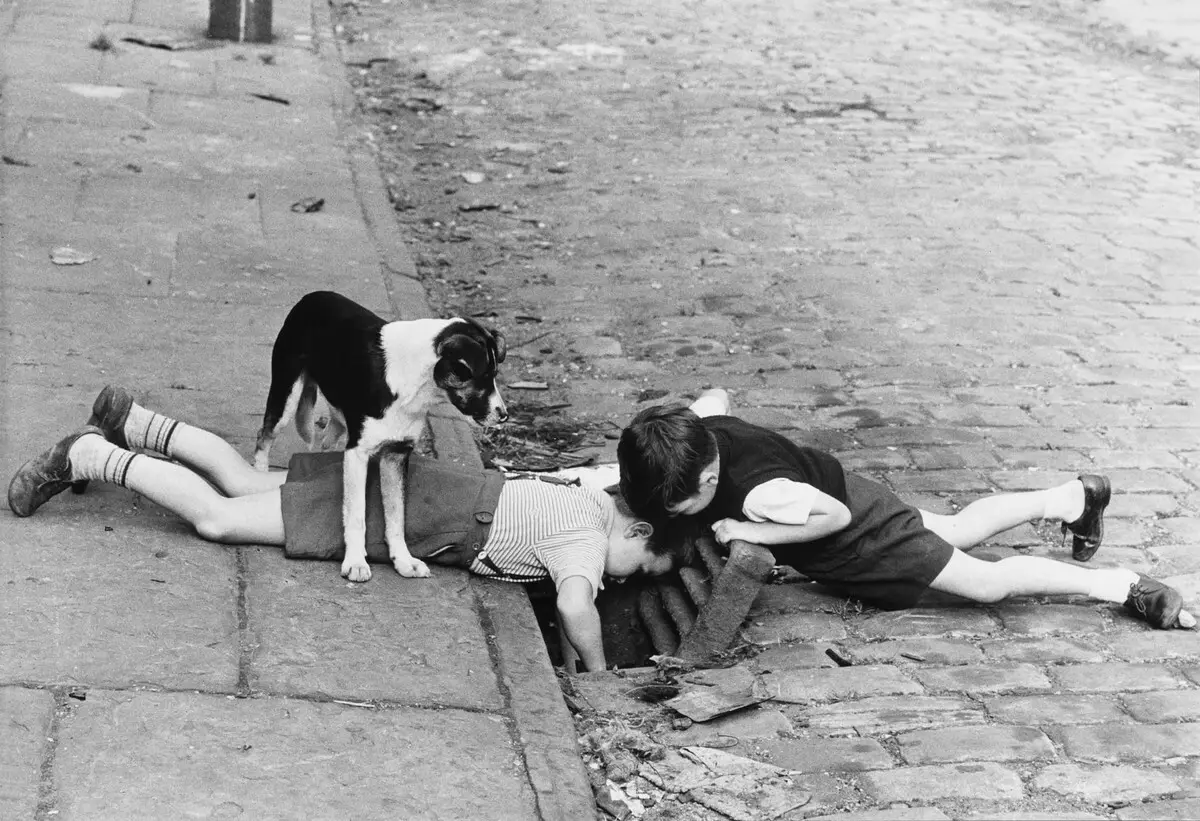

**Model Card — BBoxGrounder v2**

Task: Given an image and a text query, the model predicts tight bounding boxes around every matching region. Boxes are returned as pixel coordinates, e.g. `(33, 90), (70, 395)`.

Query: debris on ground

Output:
(664, 686), (768, 724)
(479, 400), (609, 471)
(290, 197), (326, 213)
(120, 34), (217, 51)
(641, 747), (810, 821)
(50, 247), (96, 265)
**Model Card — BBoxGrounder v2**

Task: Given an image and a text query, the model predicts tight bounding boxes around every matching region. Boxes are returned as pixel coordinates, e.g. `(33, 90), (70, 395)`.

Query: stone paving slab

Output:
(0, 687), (54, 820)
(52, 690), (538, 821)
(247, 552), (501, 708)
(0, 511), (239, 691)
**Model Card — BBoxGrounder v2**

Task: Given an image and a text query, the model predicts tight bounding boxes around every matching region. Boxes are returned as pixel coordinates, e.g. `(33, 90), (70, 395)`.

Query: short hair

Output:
(617, 404), (716, 520)
(606, 488), (669, 559)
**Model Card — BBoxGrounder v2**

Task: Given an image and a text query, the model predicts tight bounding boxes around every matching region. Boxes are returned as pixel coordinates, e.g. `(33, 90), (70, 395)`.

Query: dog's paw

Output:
(392, 556), (431, 578)
(341, 558), (372, 583)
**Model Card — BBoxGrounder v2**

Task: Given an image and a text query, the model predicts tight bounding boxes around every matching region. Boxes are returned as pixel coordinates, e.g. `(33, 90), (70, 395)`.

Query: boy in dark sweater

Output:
(618, 389), (1194, 630)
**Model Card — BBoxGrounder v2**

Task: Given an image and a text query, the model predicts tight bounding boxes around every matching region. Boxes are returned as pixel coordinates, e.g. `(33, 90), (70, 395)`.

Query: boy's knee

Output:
(194, 510), (234, 543)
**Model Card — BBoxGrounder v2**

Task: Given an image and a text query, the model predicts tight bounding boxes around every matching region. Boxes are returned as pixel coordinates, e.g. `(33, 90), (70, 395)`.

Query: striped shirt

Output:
(471, 478), (613, 597)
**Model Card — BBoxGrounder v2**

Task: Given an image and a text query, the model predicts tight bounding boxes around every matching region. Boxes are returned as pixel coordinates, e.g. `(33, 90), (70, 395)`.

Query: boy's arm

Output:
(556, 575), (606, 672)
(712, 489), (851, 546)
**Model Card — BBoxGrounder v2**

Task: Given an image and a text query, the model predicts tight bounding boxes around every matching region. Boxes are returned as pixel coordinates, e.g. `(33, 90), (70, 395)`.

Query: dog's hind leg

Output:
(254, 375), (305, 471)
(293, 378), (321, 450)
(378, 449), (430, 578)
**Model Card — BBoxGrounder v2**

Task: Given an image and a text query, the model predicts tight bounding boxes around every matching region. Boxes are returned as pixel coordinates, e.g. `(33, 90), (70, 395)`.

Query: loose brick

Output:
(993, 602), (1108, 636)
(845, 637), (984, 666)
(1050, 663), (1187, 693)
(980, 636), (1105, 663)
(986, 694), (1129, 726)
(762, 665), (923, 704)
(1033, 763), (1180, 805)
(751, 642), (839, 671)
(742, 611), (849, 645)
(1060, 723), (1200, 761)
(750, 580), (845, 614)
(860, 761), (1024, 803)
(859, 608), (998, 640)
(1122, 690), (1200, 723)
(753, 736), (894, 773)
(897, 725), (1055, 765)
(806, 695), (985, 735)
(916, 663), (1053, 695)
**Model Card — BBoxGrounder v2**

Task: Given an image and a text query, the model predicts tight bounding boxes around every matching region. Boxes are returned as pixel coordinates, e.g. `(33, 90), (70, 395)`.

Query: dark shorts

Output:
(279, 451), (504, 566)
(769, 474), (955, 610)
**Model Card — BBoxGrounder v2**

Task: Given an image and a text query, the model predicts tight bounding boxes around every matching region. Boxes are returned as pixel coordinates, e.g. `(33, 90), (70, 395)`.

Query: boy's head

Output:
(617, 405), (719, 520)
(604, 490), (676, 579)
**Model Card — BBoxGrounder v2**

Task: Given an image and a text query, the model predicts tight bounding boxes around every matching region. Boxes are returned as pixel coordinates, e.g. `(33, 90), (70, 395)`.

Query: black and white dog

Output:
(254, 290), (507, 582)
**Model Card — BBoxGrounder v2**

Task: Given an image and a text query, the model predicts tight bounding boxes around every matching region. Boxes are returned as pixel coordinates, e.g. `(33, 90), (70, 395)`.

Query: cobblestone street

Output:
(333, 0), (1200, 816)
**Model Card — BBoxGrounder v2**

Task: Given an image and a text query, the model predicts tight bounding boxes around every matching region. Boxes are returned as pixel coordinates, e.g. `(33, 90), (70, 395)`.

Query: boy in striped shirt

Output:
(8, 386), (676, 671)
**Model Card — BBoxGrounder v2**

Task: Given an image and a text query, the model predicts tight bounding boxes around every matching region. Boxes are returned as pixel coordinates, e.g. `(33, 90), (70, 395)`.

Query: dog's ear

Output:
(491, 327), (506, 364)
(462, 317), (506, 365)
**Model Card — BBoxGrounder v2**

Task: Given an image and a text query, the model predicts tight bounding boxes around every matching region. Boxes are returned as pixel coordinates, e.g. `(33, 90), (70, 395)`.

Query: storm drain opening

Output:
(525, 532), (777, 672)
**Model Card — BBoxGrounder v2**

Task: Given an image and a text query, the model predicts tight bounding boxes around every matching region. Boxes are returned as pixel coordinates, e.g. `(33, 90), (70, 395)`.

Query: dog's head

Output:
(434, 318), (508, 425)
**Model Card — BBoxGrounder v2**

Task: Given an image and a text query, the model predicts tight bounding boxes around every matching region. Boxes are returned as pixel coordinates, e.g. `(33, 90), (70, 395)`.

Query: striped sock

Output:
(124, 403), (181, 457)
(68, 434), (139, 487)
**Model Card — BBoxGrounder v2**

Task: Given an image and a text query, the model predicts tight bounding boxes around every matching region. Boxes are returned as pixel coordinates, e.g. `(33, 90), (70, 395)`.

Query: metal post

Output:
(208, 0), (273, 43)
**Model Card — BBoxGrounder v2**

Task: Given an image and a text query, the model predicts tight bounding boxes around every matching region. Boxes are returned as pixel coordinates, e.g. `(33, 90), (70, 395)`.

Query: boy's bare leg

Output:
(168, 423), (286, 497)
(90, 386), (284, 497)
(930, 548), (1196, 629)
(12, 430), (286, 544)
(919, 480), (1084, 550)
(119, 451), (286, 544)
(689, 388), (730, 419)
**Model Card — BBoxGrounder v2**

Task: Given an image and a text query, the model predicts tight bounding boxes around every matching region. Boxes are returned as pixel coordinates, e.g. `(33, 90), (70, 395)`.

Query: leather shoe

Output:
(8, 427), (104, 517)
(87, 385), (133, 448)
(1062, 474), (1110, 562)
(1125, 574), (1184, 630)
(73, 386), (133, 495)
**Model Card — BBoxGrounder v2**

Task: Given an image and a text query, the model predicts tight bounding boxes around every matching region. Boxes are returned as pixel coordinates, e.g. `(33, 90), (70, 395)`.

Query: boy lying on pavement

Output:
(8, 386), (679, 672)
(618, 389), (1195, 631)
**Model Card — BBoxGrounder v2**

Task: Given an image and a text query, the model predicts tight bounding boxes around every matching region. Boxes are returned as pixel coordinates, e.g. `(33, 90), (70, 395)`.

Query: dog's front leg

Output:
(340, 448), (372, 582)
(379, 449), (430, 578)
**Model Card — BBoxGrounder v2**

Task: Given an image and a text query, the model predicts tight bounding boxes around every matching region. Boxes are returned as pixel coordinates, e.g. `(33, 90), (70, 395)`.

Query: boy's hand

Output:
(711, 518), (750, 546)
